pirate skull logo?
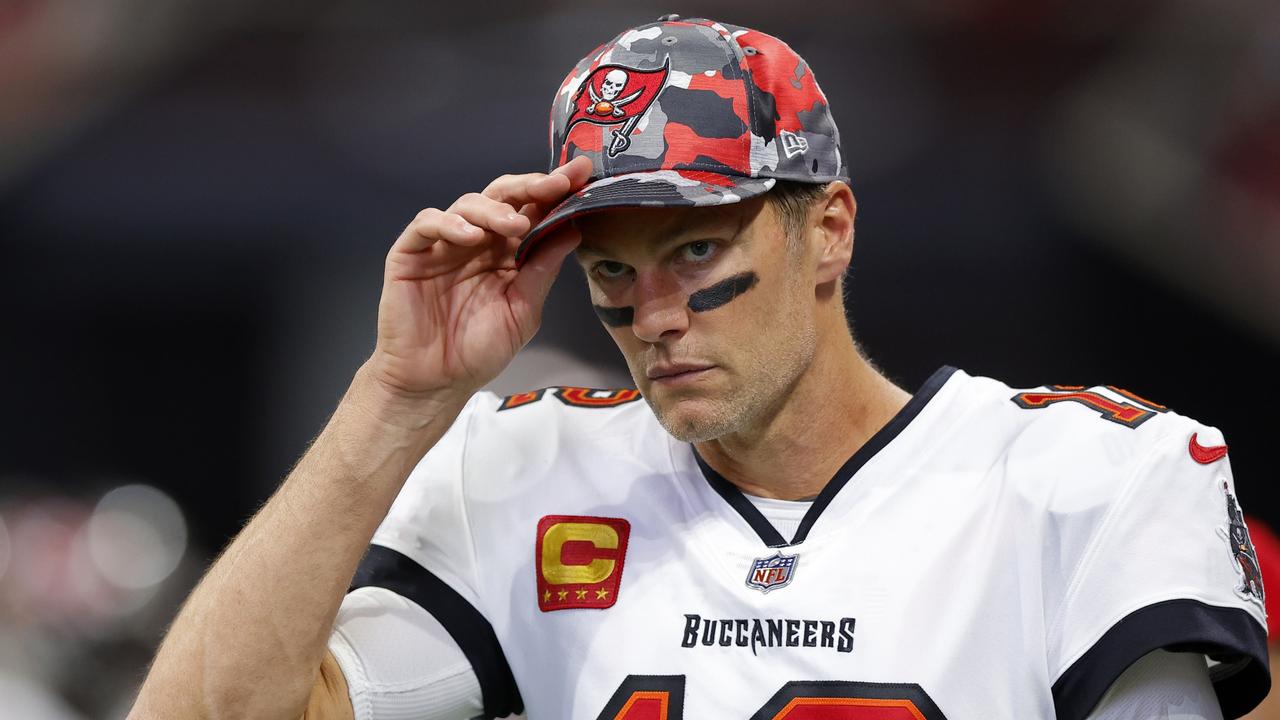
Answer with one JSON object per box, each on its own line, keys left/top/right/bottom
{"left": 601, "top": 69, "right": 627, "bottom": 100}
{"left": 587, "top": 69, "right": 644, "bottom": 117}
{"left": 1218, "top": 479, "right": 1265, "bottom": 604}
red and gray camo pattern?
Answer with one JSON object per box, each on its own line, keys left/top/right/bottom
{"left": 516, "top": 16, "right": 848, "bottom": 264}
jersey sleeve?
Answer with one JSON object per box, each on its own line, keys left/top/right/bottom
{"left": 1084, "top": 650, "right": 1222, "bottom": 720}
{"left": 345, "top": 392, "right": 523, "bottom": 719}
{"left": 328, "top": 587, "right": 484, "bottom": 720}
{"left": 1048, "top": 424, "right": 1269, "bottom": 719}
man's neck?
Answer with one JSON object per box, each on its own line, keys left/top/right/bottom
{"left": 693, "top": 335, "right": 911, "bottom": 501}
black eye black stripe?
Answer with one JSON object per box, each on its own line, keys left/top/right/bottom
{"left": 592, "top": 271, "right": 758, "bottom": 326}
{"left": 593, "top": 305, "right": 635, "bottom": 327}
{"left": 687, "top": 271, "right": 758, "bottom": 312}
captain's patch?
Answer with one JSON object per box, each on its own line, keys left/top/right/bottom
{"left": 537, "top": 515, "right": 630, "bottom": 612}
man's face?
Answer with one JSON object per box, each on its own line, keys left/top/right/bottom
{"left": 575, "top": 197, "right": 819, "bottom": 442}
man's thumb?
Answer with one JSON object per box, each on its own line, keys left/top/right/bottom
{"left": 509, "top": 225, "right": 581, "bottom": 325}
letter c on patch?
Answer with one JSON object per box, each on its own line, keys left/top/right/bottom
{"left": 541, "top": 521, "right": 619, "bottom": 584}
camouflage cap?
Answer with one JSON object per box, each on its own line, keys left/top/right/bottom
{"left": 515, "top": 15, "right": 848, "bottom": 264}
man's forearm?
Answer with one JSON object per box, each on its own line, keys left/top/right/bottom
{"left": 131, "top": 363, "right": 469, "bottom": 719}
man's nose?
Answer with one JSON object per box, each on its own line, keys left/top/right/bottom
{"left": 630, "top": 272, "right": 689, "bottom": 344}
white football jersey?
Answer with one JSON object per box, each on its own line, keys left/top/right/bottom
{"left": 348, "top": 366, "right": 1268, "bottom": 719}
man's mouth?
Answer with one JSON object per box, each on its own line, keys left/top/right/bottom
{"left": 647, "top": 363, "right": 716, "bottom": 384}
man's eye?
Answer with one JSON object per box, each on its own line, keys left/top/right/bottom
{"left": 680, "top": 240, "right": 716, "bottom": 262}
{"left": 595, "top": 260, "right": 631, "bottom": 279}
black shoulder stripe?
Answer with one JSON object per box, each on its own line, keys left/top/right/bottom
{"left": 1052, "top": 598, "right": 1269, "bottom": 720}
{"left": 350, "top": 544, "right": 523, "bottom": 719}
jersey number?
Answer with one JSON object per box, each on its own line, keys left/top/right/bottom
{"left": 1010, "top": 385, "right": 1167, "bottom": 428}
{"left": 597, "top": 676, "right": 947, "bottom": 720}
{"left": 499, "top": 386, "right": 642, "bottom": 411}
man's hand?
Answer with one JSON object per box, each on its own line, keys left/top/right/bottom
{"left": 369, "top": 156, "right": 593, "bottom": 405}
{"left": 130, "top": 159, "right": 592, "bottom": 719}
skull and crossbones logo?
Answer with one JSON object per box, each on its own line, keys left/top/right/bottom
{"left": 587, "top": 69, "right": 644, "bottom": 117}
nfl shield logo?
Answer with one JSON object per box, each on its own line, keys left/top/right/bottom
{"left": 746, "top": 552, "right": 799, "bottom": 593}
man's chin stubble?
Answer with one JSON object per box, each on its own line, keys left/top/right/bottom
{"left": 646, "top": 396, "right": 740, "bottom": 444}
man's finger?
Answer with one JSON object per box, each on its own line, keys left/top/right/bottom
{"left": 392, "top": 208, "right": 484, "bottom": 254}
{"left": 515, "top": 157, "right": 596, "bottom": 224}
{"left": 483, "top": 158, "right": 593, "bottom": 207}
{"left": 517, "top": 197, "right": 564, "bottom": 226}
{"left": 507, "top": 224, "right": 581, "bottom": 324}
{"left": 431, "top": 211, "right": 490, "bottom": 246}
{"left": 483, "top": 173, "right": 572, "bottom": 206}
{"left": 551, "top": 155, "right": 594, "bottom": 190}
{"left": 448, "top": 193, "right": 531, "bottom": 238}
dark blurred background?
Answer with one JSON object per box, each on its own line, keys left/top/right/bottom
{"left": 0, "top": 0, "right": 1276, "bottom": 716}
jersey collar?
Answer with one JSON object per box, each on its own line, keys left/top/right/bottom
{"left": 693, "top": 365, "right": 960, "bottom": 548}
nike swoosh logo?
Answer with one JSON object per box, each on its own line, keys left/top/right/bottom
{"left": 1189, "top": 432, "right": 1228, "bottom": 464}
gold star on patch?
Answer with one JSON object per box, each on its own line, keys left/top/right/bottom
{"left": 575, "top": 589, "right": 588, "bottom": 600}
{"left": 543, "top": 590, "right": 551, "bottom": 602}
{"left": 596, "top": 588, "right": 609, "bottom": 600}
{"left": 557, "top": 590, "right": 568, "bottom": 601}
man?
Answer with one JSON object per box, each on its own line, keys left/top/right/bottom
{"left": 132, "top": 16, "right": 1268, "bottom": 720}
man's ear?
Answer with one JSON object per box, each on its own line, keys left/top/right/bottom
{"left": 812, "top": 182, "right": 855, "bottom": 285}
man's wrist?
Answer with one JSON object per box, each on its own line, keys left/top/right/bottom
{"left": 348, "top": 362, "right": 472, "bottom": 435}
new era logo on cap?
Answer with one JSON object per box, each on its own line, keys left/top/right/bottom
{"left": 779, "top": 130, "right": 809, "bottom": 158}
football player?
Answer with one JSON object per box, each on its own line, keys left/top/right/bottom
{"left": 131, "top": 16, "right": 1268, "bottom": 720}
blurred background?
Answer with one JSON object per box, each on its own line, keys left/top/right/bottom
{"left": 0, "top": 0, "right": 1277, "bottom": 716}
